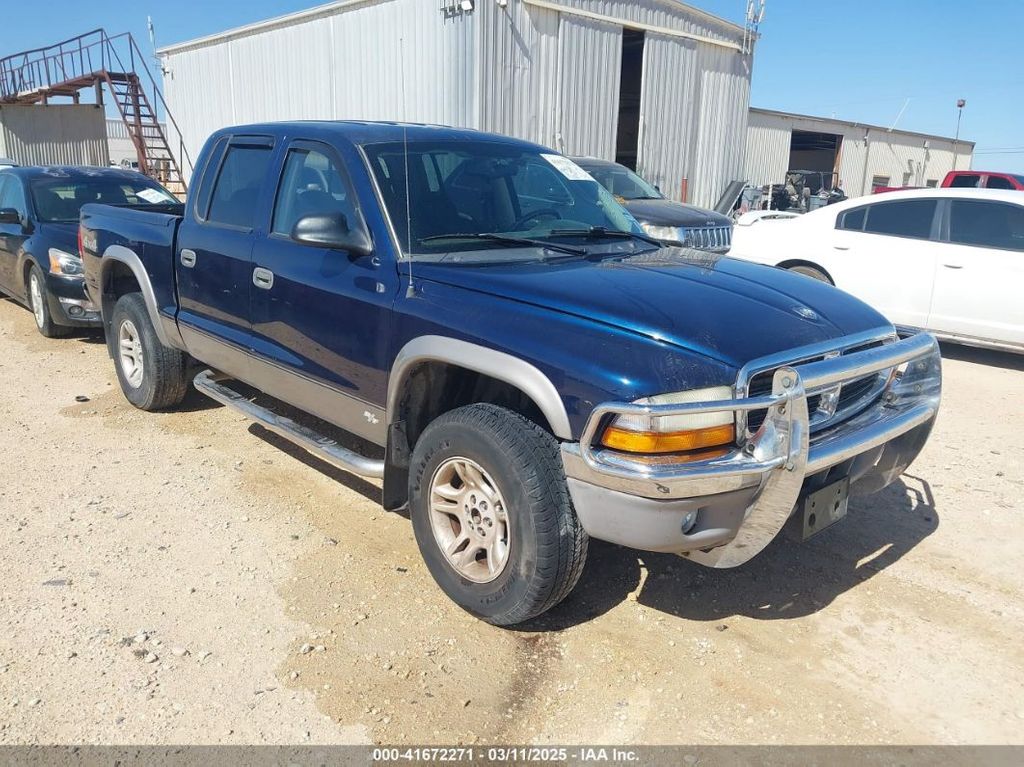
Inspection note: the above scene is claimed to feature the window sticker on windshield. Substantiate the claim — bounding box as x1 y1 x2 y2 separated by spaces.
541 154 595 182
137 188 170 204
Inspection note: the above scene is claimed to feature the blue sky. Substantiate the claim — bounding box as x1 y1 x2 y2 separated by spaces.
2 0 1021 171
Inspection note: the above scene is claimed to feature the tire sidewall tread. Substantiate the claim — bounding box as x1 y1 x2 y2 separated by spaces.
409 403 587 626
110 293 187 411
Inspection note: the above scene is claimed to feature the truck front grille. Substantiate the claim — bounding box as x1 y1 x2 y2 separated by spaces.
742 338 889 438
685 225 732 252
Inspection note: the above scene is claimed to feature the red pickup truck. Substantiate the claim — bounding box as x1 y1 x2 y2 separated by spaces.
941 170 1024 191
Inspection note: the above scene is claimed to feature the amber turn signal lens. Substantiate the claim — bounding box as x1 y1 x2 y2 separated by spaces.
600 423 736 455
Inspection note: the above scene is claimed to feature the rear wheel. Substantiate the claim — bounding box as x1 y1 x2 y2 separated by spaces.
408 404 588 626
110 293 188 411
27 265 71 338
787 263 832 284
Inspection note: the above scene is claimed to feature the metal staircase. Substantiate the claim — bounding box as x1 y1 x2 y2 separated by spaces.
0 29 192 195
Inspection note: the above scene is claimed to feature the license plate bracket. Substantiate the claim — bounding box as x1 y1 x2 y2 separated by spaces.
801 477 850 541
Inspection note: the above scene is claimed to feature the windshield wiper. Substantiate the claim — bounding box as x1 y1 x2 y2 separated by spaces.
543 226 662 248
418 232 587 256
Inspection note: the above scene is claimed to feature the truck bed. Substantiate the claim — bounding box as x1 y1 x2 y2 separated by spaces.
79 202 185 328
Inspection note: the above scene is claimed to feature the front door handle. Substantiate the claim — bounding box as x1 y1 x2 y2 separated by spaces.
833 245 850 251
252 267 275 290
180 249 197 268
943 263 964 270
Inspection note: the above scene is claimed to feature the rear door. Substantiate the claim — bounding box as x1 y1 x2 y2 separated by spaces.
928 198 1024 346
826 198 940 329
175 135 276 380
0 174 29 293
248 139 394 443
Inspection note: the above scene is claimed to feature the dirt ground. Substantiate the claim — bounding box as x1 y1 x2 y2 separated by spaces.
0 294 1022 746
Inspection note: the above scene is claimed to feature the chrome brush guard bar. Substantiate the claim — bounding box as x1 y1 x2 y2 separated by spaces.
560 332 942 568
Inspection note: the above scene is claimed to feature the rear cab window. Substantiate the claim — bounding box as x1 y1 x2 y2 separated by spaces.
204 139 274 229
948 174 980 189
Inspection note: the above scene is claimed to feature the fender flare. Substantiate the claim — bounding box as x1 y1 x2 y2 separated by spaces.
387 336 573 440
99 244 181 348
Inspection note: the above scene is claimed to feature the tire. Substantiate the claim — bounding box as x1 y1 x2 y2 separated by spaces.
408 404 588 626
110 293 188 411
787 264 833 284
26 264 71 338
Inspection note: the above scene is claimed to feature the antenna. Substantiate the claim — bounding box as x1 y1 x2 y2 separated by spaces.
400 37 415 298
743 0 766 55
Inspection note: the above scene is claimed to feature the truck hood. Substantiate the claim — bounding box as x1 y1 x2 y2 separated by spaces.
623 199 732 228
412 248 891 369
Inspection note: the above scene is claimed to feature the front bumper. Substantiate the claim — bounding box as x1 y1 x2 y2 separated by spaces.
561 332 942 567
46 275 101 326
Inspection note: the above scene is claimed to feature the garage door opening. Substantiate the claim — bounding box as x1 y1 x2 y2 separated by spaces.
788 130 842 192
615 28 645 170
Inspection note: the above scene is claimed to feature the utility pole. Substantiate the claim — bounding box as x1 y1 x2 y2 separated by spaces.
952 98 966 172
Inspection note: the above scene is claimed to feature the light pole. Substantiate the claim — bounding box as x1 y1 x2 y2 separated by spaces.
953 98 966 172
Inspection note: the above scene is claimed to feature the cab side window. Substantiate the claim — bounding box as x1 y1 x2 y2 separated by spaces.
272 146 361 238
985 176 1015 191
949 200 1024 252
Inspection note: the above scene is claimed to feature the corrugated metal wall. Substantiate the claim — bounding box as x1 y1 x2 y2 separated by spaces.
162 0 476 182
636 34 701 200
555 15 622 158
0 105 109 166
745 109 975 198
161 0 751 204
476 0 751 207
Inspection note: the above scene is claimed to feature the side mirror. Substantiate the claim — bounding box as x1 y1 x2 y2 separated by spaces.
291 212 372 256
0 207 21 226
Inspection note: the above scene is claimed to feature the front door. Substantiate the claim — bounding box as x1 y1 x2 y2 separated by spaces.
248 140 394 444
175 136 276 380
929 198 1024 346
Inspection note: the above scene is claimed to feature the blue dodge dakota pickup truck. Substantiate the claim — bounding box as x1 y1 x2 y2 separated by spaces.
80 122 941 626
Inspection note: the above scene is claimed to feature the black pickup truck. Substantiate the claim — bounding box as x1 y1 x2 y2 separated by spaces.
80 121 942 625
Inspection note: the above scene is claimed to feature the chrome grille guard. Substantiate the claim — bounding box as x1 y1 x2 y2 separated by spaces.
561 331 942 568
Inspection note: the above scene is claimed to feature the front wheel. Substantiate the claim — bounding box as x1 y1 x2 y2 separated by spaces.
27 264 71 338
409 404 588 626
110 293 188 411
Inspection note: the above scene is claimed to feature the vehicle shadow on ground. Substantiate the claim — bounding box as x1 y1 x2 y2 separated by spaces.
526 473 938 631
939 342 1024 371
246 423 386 509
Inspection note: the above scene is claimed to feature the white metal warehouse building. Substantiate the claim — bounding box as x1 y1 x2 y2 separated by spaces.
157 0 754 207
744 107 975 198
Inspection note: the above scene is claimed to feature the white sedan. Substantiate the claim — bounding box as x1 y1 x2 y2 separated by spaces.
728 188 1024 353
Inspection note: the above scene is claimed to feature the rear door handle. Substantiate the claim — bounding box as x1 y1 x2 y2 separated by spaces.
943 263 964 270
252 267 275 290
180 249 197 268
833 245 850 251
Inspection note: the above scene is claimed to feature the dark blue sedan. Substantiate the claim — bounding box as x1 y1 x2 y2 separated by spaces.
0 166 177 337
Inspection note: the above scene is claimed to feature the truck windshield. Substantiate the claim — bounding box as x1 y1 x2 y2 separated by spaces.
362 141 645 259
30 176 178 223
584 164 663 201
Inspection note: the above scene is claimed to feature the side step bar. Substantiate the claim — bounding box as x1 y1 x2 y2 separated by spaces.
193 370 385 479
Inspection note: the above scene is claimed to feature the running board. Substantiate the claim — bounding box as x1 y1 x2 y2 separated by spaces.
193 370 385 479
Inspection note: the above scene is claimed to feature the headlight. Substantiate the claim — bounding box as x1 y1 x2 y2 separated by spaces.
48 248 83 277
640 223 685 244
600 386 736 458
